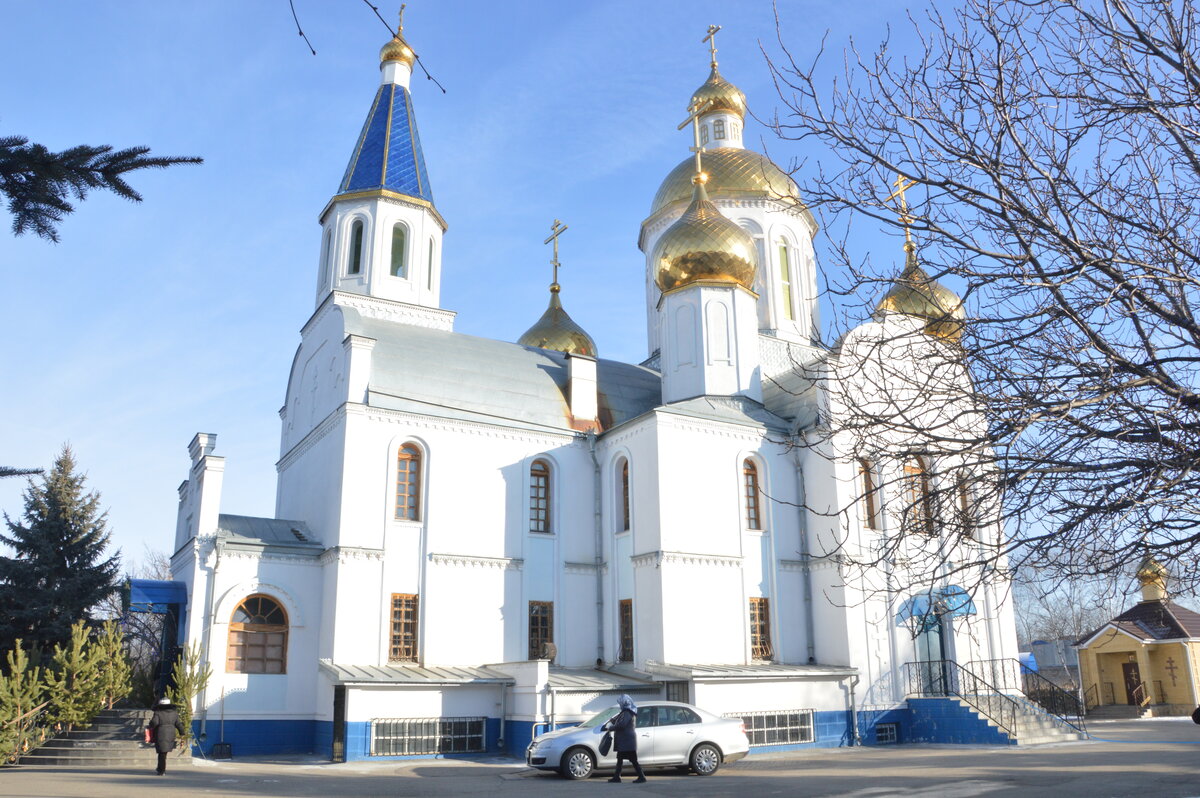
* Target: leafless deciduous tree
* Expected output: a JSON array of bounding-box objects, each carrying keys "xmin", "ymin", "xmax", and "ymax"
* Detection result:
[{"xmin": 768, "ymin": 0, "xmax": 1200, "ymax": 593}]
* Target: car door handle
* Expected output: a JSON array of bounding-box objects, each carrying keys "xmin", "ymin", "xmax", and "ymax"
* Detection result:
[{"xmin": 686, "ymin": 730, "xmax": 695, "ymax": 734}]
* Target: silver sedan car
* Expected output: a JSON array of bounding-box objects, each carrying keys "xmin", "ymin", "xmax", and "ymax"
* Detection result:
[{"xmin": 525, "ymin": 701, "xmax": 750, "ymax": 779}]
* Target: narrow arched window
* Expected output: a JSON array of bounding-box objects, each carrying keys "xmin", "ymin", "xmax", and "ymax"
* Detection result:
[
  {"xmin": 700, "ymin": 125, "xmax": 710, "ymax": 145},
  {"xmin": 743, "ymin": 460, "xmax": 761, "ymax": 530},
  {"xmin": 319, "ymin": 229, "xmax": 332, "ymax": 291},
  {"xmin": 903, "ymin": 456, "xmax": 934, "ymax": 535},
  {"xmin": 349, "ymin": 219, "xmax": 364, "ymax": 275},
  {"xmin": 427, "ymin": 238, "xmax": 435, "ymax": 289},
  {"xmin": 620, "ymin": 459, "xmax": 631, "ymax": 532},
  {"xmin": 390, "ymin": 223, "xmax": 407, "ymax": 278},
  {"xmin": 530, "ymin": 459, "xmax": 551, "ymax": 533},
  {"xmin": 395, "ymin": 444, "xmax": 422, "ymax": 521},
  {"xmin": 859, "ymin": 459, "xmax": 879, "ymax": 529},
  {"xmin": 227, "ymin": 595, "xmax": 288, "ymax": 674},
  {"xmin": 778, "ymin": 242, "xmax": 795, "ymax": 321},
  {"xmin": 714, "ymin": 118, "xmax": 726, "ymax": 139}
]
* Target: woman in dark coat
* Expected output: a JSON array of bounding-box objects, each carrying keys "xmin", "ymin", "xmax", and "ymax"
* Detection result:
[
  {"xmin": 602, "ymin": 694, "xmax": 646, "ymax": 783},
  {"xmin": 148, "ymin": 697, "xmax": 186, "ymax": 775}
]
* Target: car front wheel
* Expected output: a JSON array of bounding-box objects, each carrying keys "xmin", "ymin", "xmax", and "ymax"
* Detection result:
[
  {"xmin": 690, "ymin": 742, "xmax": 721, "ymax": 776},
  {"xmin": 561, "ymin": 746, "xmax": 596, "ymax": 780}
]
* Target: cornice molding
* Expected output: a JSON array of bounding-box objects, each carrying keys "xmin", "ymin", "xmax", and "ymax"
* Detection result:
[
  {"xmin": 278, "ymin": 404, "xmax": 347, "ymax": 471},
  {"xmin": 319, "ymin": 546, "xmax": 385, "ymax": 565},
  {"xmin": 360, "ymin": 403, "xmax": 585, "ymax": 447},
  {"xmin": 428, "ymin": 553, "xmax": 523, "ymax": 570},
  {"xmin": 631, "ymin": 550, "xmax": 744, "ymax": 569}
]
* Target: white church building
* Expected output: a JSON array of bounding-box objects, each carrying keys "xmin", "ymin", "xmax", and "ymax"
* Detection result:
[{"xmin": 166, "ymin": 17, "xmax": 1026, "ymax": 761}]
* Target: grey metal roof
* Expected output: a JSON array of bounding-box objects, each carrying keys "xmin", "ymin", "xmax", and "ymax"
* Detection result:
[
  {"xmin": 319, "ymin": 660, "xmax": 515, "ymax": 685},
  {"xmin": 642, "ymin": 661, "xmax": 857, "ymax": 680},
  {"xmin": 343, "ymin": 309, "xmax": 661, "ymax": 434},
  {"xmin": 217, "ymin": 514, "xmax": 322, "ymax": 550},
  {"xmin": 658, "ymin": 395, "xmax": 790, "ymax": 432},
  {"xmin": 547, "ymin": 667, "xmax": 658, "ymax": 693}
]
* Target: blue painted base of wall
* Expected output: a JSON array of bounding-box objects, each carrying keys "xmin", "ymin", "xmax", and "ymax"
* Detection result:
[
  {"xmin": 192, "ymin": 719, "xmax": 322, "ymax": 757},
  {"xmin": 907, "ymin": 698, "xmax": 1010, "ymax": 745}
]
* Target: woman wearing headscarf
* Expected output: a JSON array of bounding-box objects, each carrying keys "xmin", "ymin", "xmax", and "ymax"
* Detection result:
[
  {"xmin": 147, "ymin": 697, "xmax": 186, "ymax": 776},
  {"xmin": 602, "ymin": 694, "xmax": 646, "ymax": 784}
]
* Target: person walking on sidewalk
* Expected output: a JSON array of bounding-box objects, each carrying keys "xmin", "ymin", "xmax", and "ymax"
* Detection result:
[
  {"xmin": 602, "ymin": 694, "xmax": 647, "ymax": 784},
  {"xmin": 147, "ymin": 697, "xmax": 185, "ymax": 776}
]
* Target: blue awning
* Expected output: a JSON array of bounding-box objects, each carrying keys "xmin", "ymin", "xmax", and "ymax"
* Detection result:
[
  {"xmin": 936, "ymin": 585, "xmax": 977, "ymax": 618},
  {"xmin": 127, "ymin": 579, "xmax": 187, "ymax": 614},
  {"xmin": 896, "ymin": 594, "xmax": 938, "ymax": 632}
]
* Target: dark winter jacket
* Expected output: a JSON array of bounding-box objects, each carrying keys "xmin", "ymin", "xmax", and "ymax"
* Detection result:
[
  {"xmin": 149, "ymin": 706, "xmax": 185, "ymax": 754},
  {"xmin": 603, "ymin": 708, "xmax": 638, "ymax": 753}
]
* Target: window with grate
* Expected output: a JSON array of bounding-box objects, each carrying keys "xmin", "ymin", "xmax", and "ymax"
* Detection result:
[
  {"xmin": 714, "ymin": 118, "xmax": 726, "ymax": 139},
  {"xmin": 749, "ymin": 597, "xmax": 773, "ymax": 660},
  {"xmin": 903, "ymin": 456, "xmax": 934, "ymax": 535},
  {"xmin": 530, "ymin": 460, "xmax": 551, "ymax": 533},
  {"xmin": 620, "ymin": 460, "xmax": 631, "ymax": 531},
  {"xmin": 395, "ymin": 444, "xmax": 422, "ymax": 521},
  {"xmin": 726, "ymin": 710, "xmax": 814, "ymax": 745},
  {"xmin": 389, "ymin": 593, "xmax": 418, "ymax": 662},
  {"xmin": 743, "ymin": 460, "xmax": 762, "ymax": 530},
  {"xmin": 859, "ymin": 458, "xmax": 879, "ymax": 529},
  {"xmin": 664, "ymin": 681, "xmax": 689, "ymax": 703},
  {"xmin": 370, "ymin": 717, "xmax": 485, "ymax": 756},
  {"xmin": 618, "ymin": 599, "xmax": 633, "ymax": 662},
  {"xmin": 875, "ymin": 722, "xmax": 899, "ymax": 744},
  {"xmin": 227, "ymin": 594, "xmax": 287, "ymax": 674},
  {"xmin": 529, "ymin": 601, "xmax": 554, "ymax": 660}
]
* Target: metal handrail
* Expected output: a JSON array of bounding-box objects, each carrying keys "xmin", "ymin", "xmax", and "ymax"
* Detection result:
[
  {"xmin": 1132, "ymin": 681, "xmax": 1152, "ymax": 708},
  {"xmin": 904, "ymin": 660, "xmax": 1019, "ymax": 740},
  {"xmin": 1084, "ymin": 683, "xmax": 1099, "ymax": 711},
  {"xmin": 966, "ymin": 658, "xmax": 1086, "ymax": 735}
]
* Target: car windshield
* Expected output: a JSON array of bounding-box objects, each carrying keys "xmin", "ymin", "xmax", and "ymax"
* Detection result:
[{"xmin": 579, "ymin": 706, "xmax": 621, "ymax": 729}]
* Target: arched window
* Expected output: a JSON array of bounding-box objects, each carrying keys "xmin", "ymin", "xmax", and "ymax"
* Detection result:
[
  {"xmin": 427, "ymin": 237, "xmax": 435, "ymax": 289},
  {"xmin": 530, "ymin": 459, "xmax": 551, "ymax": 533},
  {"xmin": 700, "ymin": 124, "xmax": 710, "ymax": 145},
  {"xmin": 903, "ymin": 456, "xmax": 934, "ymax": 535},
  {"xmin": 227, "ymin": 595, "xmax": 287, "ymax": 674},
  {"xmin": 390, "ymin": 223, "xmax": 407, "ymax": 278},
  {"xmin": 319, "ymin": 229, "xmax": 331, "ymax": 291},
  {"xmin": 395, "ymin": 443, "xmax": 423, "ymax": 521},
  {"xmin": 859, "ymin": 459, "xmax": 879, "ymax": 529},
  {"xmin": 620, "ymin": 459, "xmax": 631, "ymax": 532},
  {"xmin": 714, "ymin": 118, "xmax": 726, "ymax": 139},
  {"xmin": 778, "ymin": 241, "xmax": 795, "ymax": 321},
  {"xmin": 743, "ymin": 460, "xmax": 761, "ymax": 530},
  {"xmin": 348, "ymin": 219, "xmax": 364, "ymax": 275}
]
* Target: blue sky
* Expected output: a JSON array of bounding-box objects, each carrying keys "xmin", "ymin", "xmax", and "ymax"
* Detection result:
[{"xmin": 0, "ymin": 1, "xmax": 904, "ymax": 572}]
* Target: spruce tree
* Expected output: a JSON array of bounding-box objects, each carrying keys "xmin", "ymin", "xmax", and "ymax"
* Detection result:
[
  {"xmin": 166, "ymin": 642, "xmax": 210, "ymax": 750},
  {"xmin": 0, "ymin": 643, "xmax": 46, "ymax": 763},
  {"xmin": 44, "ymin": 621, "xmax": 103, "ymax": 731},
  {"xmin": 94, "ymin": 620, "xmax": 132, "ymax": 710},
  {"xmin": 0, "ymin": 446, "xmax": 120, "ymax": 657}
]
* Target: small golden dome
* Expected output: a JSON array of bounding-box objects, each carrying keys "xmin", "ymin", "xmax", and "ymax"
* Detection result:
[
  {"xmin": 380, "ymin": 31, "xmax": 415, "ymax": 67},
  {"xmin": 518, "ymin": 286, "xmax": 597, "ymax": 357},
  {"xmin": 690, "ymin": 66, "xmax": 747, "ymax": 119},
  {"xmin": 1137, "ymin": 556, "xmax": 1168, "ymax": 585},
  {"xmin": 650, "ymin": 148, "xmax": 800, "ymax": 216},
  {"xmin": 652, "ymin": 180, "xmax": 758, "ymax": 293},
  {"xmin": 876, "ymin": 250, "xmax": 966, "ymax": 341}
]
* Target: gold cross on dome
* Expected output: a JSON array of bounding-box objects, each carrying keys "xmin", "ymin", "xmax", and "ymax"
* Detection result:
[
  {"xmin": 678, "ymin": 99, "xmax": 714, "ymax": 182},
  {"xmin": 703, "ymin": 24, "xmax": 721, "ymax": 66},
  {"xmin": 397, "ymin": 4, "xmax": 406, "ymax": 32},
  {"xmin": 544, "ymin": 219, "xmax": 569, "ymax": 287},
  {"xmin": 886, "ymin": 174, "xmax": 918, "ymax": 247}
]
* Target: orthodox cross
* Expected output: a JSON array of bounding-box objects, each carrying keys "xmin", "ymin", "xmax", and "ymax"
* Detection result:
[
  {"xmin": 544, "ymin": 219, "xmax": 569, "ymax": 288},
  {"xmin": 703, "ymin": 24, "xmax": 721, "ymax": 67},
  {"xmin": 397, "ymin": 4, "xmax": 406, "ymax": 33},
  {"xmin": 885, "ymin": 174, "xmax": 918, "ymax": 250},
  {"xmin": 1165, "ymin": 656, "xmax": 1179, "ymax": 686},
  {"xmin": 678, "ymin": 99, "xmax": 714, "ymax": 181}
]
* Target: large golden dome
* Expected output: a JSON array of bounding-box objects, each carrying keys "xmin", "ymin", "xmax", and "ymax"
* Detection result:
[
  {"xmin": 652, "ymin": 180, "xmax": 758, "ymax": 293},
  {"xmin": 876, "ymin": 252, "xmax": 966, "ymax": 341},
  {"xmin": 518, "ymin": 287, "xmax": 597, "ymax": 357},
  {"xmin": 690, "ymin": 66, "xmax": 747, "ymax": 119},
  {"xmin": 650, "ymin": 148, "xmax": 799, "ymax": 216}
]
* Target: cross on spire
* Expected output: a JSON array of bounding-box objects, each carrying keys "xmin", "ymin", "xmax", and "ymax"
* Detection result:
[
  {"xmin": 703, "ymin": 24, "xmax": 721, "ymax": 67},
  {"xmin": 544, "ymin": 219, "xmax": 569, "ymax": 290},
  {"xmin": 397, "ymin": 3, "xmax": 406, "ymax": 33},
  {"xmin": 885, "ymin": 174, "xmax": 918, "ymax": 251},
  {"xmin": 678, "ymin": 99, "xmax": 714, "ymax": 183}
]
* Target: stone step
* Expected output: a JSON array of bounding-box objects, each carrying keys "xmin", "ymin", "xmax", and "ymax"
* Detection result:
[
  {"xmin": 38, "ymin": 738, "xmax": 150, "ymax": 750},
  {"xmin": 18, "ymin": 753, "xmax": 194, "ymax": 767}
]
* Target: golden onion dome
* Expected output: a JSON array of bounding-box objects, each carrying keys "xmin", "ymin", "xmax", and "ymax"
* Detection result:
[
  {"xmin": 650, "ymin": 148, "xmax": 800, "ymax": 216},
  {"xmin": 875, "ymin": 250, "xmax": 966, "ymax": 341},
  {"xmin": 1137, "ymin": 556, "xmax": 1168, "ymax": 585},
  {"xmin": 518, "ymin": 286, "xmax": 597, "ymax": 357},
  {"xmin": 380, "ymin": 30, "xmax": 416, "ymax": 67},
  {"xmin": 690, "ymin": 66, "xmax": 747, "ymax": 119},
  {"xmin": 652, "ymin": 179, "xmax": 758, "ymax": 293}
]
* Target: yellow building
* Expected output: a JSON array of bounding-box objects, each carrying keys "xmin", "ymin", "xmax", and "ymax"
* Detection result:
[{"xmin": 1075, "ymin": 559, "xmax": 1200, "ymax": 717}]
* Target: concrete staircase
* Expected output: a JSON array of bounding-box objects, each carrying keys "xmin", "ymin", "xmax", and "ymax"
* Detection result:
[
  {"xmin": 1086, "ymin": 704, "xmax": 1147, "ymax": 720},
  {"xmin": 18, "ymin": 708, "xmax": 193, "ymax": 768},
  {"xmin": 959, "ymin": 694, "xmax": 1087, "ymax": 745}
]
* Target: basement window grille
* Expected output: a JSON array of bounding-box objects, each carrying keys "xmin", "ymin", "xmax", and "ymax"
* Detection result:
[
  {"xmin": 875, "ymin": 723, "xmax": 899, "ymax": 744},
  {"xmin": 370, "ymin": 717, "xmax": 485, "ymax": 756},
  {"xmin": 725, "ymin": 709, "xmax": 813, "ymax": 746}
]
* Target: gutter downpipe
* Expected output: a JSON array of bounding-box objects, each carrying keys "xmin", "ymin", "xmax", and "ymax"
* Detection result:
[
  {"xmin": 790, "ymin": 432, "xmax": 817, "ymax": 665},
  {"xmin": 588, "ymin": 431, "xmax": 604, "ymax": 666},
  {"xmin": 848, "ymin": 674, "xmax": 861, "ymax": 746}
]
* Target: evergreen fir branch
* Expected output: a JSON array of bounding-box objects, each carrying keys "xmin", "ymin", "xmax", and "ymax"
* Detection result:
[
  {"xmin": 0, "ymin": 135, "xmax": 202, "ymax": 243},
  {"xmin": 0, "ymin": 467, "xmax": 41, "ymax": 480}
]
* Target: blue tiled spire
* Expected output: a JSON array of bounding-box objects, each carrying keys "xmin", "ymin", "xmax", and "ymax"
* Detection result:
[{"xmin": 338, "ymin": 83, "xmax": 434, "ymax": 203}]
